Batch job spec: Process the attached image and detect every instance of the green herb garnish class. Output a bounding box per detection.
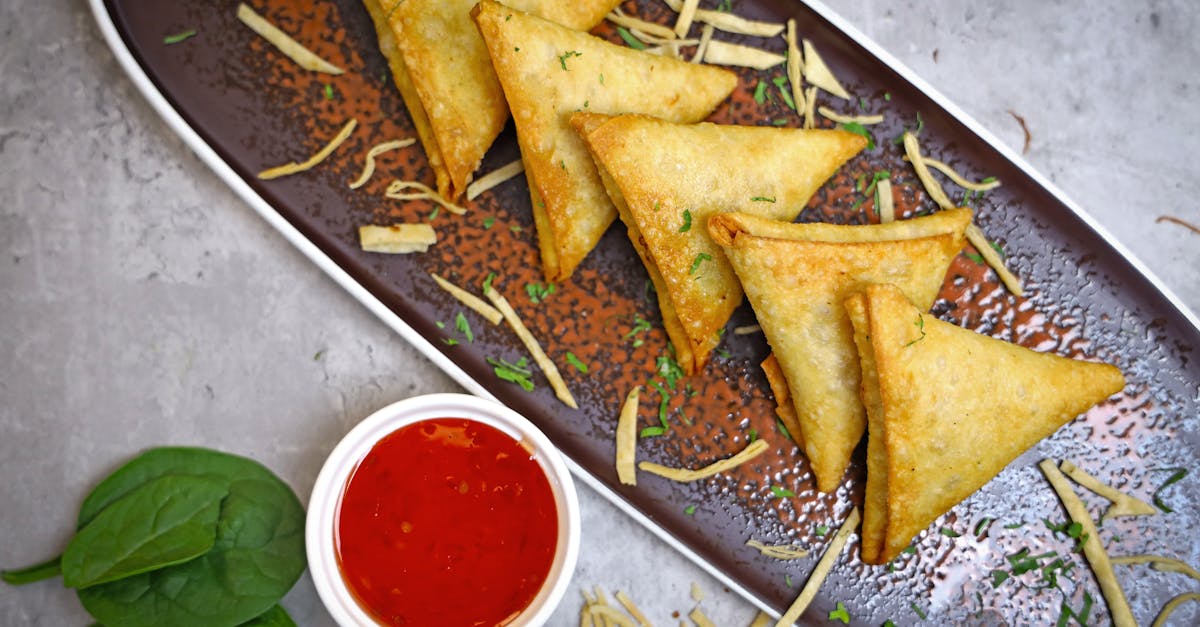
[428,206,440,221]
[815,524,829,537]
[747,428,758,442]
[770,486,795,499]
[557,50,582,70]
[839,121,875,149]
[689,252,713,275]
[772,76,796,110]
[323,83,334,100]
[454,312,474,343]
[564,351,588,373]
[525,282,556,304]
[1152,467,1187,513]
[939,527,961,538]
[750,195,776,203]
[656,349,685,389]
[615,27,646,50]
[1056,591,1093,627]
[775,417,791,440]
[753,79,769,105]
[965,251,985,264]
[684,505,697,515]
[483,216,496,229]
[510,224,523,233]
[910,603,927,620]
[905,313,927,346]
[974,517,995,537]
[640,426,666,438]
[163,30,197,45]
[487,356,534,391]
[482,272,497,293]
[679,209,693,232]
[828,602,850,624]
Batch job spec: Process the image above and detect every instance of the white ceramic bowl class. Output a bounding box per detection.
[307,393,581,626]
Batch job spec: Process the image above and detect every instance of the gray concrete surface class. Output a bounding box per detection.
[1,0,1197,626]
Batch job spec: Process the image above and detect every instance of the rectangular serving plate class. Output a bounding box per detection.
[91,0,1200,623]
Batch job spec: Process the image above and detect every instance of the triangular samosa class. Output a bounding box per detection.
[474,0,737,281]
[362,0,621,201]
[845,283,1124,564]
[708,209,972,492]
[574,113,866,373]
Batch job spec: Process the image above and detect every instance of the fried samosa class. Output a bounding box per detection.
[474,0,737,281]
[362,0,621,201]
[709,209,972,492]
[574,113,866,374]
[845,283,1125,564]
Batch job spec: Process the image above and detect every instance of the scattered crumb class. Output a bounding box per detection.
[1156,215,1200,235]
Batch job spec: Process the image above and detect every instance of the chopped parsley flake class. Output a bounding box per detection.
[689,252,712,275]
[772,118,788,126]
[624,315,652,346]
[428,206,440,221]
[775,417,791,440]
[772,76,795,110]
[163,30,197,45]
[939,527,961,538]
[435,321,446,329]
[905,313,927,346]
[313,349,326,361]
[770,485,795,499]
[483,216,496,229]
[753,79,770,105]
[615,27,645,50]
[911,603,927,620]
[454,312,474,343]
[487,356,534,391]
[640,425,666,438]
[684,504,697,515]
[679,209,693,232]
[747,428,758,442]
[839,121,875,149]
[785,574,793,587]
[1152,467,1187,513]
[656,350,685,389]
[525,281,556,304]
[565,351,588,373]
[557,50,582,70]
[1057,591,1094,627]
[965,251,985,264]
[815,524,829,537]
[442,337,459,346]
[510,224,523,233]
[482,272,497,293]
[750,195,776,203]
[974,517,995,537]
[828,602,850,624]
[323,83,335,100]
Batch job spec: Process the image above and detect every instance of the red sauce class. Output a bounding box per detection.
[335,418,558,626]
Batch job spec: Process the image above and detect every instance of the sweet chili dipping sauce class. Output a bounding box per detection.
[335,417,558,626]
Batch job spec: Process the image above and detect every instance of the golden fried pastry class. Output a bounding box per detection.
[362,0,621,201]
[474,0,737,281]
[846,283,1125,564]
[574,113,866,373]
[709,209,972,492]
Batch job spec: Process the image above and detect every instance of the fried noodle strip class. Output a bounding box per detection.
[258,118,357,180]
[775,508,861,627]
[638,439,768,481]
[430,274,503,325]
[349,139,415,189]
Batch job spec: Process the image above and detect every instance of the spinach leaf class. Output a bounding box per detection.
[1,556,62,585]
[62,474,227,589]
[238,604,297,627]
[72,448,306,627]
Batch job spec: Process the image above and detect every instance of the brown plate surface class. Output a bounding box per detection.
[102,0,1199,623]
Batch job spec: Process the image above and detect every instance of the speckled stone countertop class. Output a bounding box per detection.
[2,1,1197,625]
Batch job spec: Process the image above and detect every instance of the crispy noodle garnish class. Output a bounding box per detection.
[750,611,773,627]
[905,156,1002,192]
[1039,459,1136,627]
[484,284,578,409]
[875,177,895,223]
[775,507,861,627]
[358,224,436,254]
[746,539,810,560]
[606,8,676,41]
[903,131,1023,296]
[638,439,768,482]
[664,0,784,37]
[614,590,652,627]
[802,39,850,100]
[692,24,715,64]
[258,118,357,180]
[236,3,343,75]
[803,86,818,129]
[817,106,884,125]
[349,139,415,189]
[703,40,786,70]
[1059,459,1157,520]
[673,0,701,38]
[616,386,640,486]
[733,324,762,335]
[689,607,717,627]
[430,274,503,325]
[1152,593,1200,627]
[466,159,525,201]
[581,587,642,627]
[385,180,467,215]
[785,20,806,116]
[1113,554,1200,582]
